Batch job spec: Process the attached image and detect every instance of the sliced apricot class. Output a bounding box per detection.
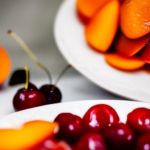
[0,120,58,150]
[105,53,145,70]
[85,0,120,52]
[120,0,150,39]
[114,32,150,57]
[0,47,11,84]
[76,0,111,22]
[141,44,150,64]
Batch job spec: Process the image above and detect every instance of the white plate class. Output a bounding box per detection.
[54,0,150,102]
[0,100,149,129]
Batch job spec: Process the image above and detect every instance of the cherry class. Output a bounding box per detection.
[13,67,46,111]
[102,123,134,150]
[135,134,150,150]
[35,139,72,150]
[127,108,150,134]
[40,85,62,104]
[74,133,108,150]
[54,113,82,145]
[82,104,120,133]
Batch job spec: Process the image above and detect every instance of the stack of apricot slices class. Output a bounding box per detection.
[76,0,150,71]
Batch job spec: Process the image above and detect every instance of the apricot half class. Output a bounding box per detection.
[105,53,145,71]
[0,47,11,84]
[114,32,150,57]
[85,0,120,52]
[76,0,111,22]
[120,0,150,39]
[0,120,58,150]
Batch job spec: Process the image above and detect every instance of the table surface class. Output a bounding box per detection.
[0,0,126,118]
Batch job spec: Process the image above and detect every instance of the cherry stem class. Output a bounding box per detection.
[54,64,71,86]
[8,30,52,84]
[24,66,29,90]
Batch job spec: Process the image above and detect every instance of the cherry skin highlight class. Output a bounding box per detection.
[127,108,150,134]
[13,83,46,111]
[102,123,134,150]
[54,113,82,145]
[40,84,62,104]
[82,104,120,133]
[74,133,108,150]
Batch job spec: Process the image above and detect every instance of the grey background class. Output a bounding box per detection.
[0,0,125,117]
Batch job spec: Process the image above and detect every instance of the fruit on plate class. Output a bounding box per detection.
[0,120,59,150]
[82,104,120,133]
[85,0,120,52]
[54,113,82,144]
[0,46,11,85]
[114,32,150,57]
[127,107,150,134]
[13,66,46,111]
[74,133,108,150]
[120,0,150,39]
[102,123,134,150]
[76,0,111,23]
[105,53,145,71]
[76,0,150,72]
[141,44,150,64]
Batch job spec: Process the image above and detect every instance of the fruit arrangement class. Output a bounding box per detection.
[76,0,150,71]
[0,103,150,150]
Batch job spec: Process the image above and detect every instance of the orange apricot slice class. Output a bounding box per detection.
[0,47,11,84]
[0,120,58,150]
[114,32,150,57]
[85,0,120,52]
[76,0,111,22]
[105,53,145,70]
[141,44,150,64]
[120,0,150,39]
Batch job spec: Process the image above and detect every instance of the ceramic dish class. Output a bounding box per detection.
[0,100,149,128]
[54,0,150,102]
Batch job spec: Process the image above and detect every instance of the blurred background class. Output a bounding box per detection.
[0,0,124,117]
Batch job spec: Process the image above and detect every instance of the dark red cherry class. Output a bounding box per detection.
[82,104,120,133]
[135,134,150,150]
[13,85,46,111]
[102,123,134,150]
[28,82,38,91]
[40,84,62,104]
[54,113,82,144]
[74,133,108,150]
[127,108,150,134]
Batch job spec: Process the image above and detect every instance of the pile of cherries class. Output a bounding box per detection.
[52,104,150,150]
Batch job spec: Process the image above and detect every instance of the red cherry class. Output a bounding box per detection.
[135,134,150,150]
[54,113,82,144]
[35,139,72,150]
[13,83,46,111]
[82,104,120,133]
[28,82,38,91]
[74,133,108,150]
[102,123,134,150]
[127,108,150,134]
[40,84,62,104]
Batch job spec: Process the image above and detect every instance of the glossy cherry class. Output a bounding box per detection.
[135,134,150,150]
[127,108,150,134]
[40,85,62,104]
[82,104,120,133]
[54,113,82,144]
[74,133,108,150]
[102,123,134,150]
[13,85,46,111]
